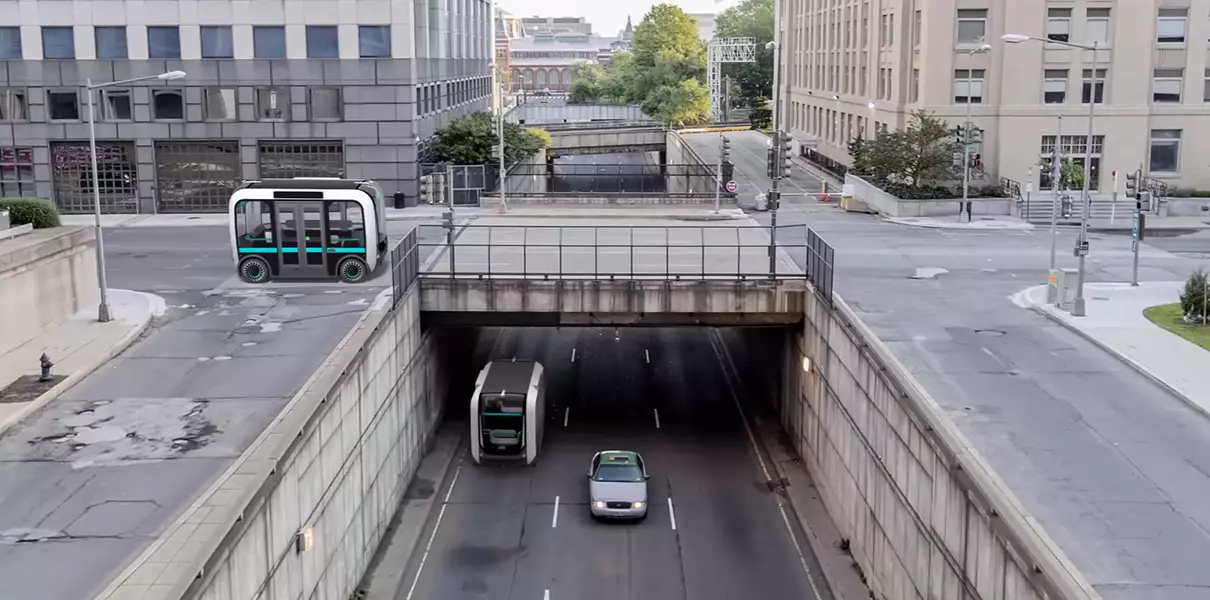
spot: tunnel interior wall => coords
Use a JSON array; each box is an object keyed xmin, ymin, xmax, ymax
[
  {"xmin": 184, "ymin": 287, "xmax": 478, "ymax": 600},
  {"xmin": 665, "ymin": 131, "xmax": 719, "ymax": 195},
  {"xmin": 781, "ymin": 290, "xmax": 1093, "ymax": 600}
]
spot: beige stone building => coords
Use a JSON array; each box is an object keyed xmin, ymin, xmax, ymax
[{"xmin": 775, "ymin": 0, "xmax": 1210, "ymax": 194}]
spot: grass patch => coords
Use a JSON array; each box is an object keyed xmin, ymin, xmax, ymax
[{"xmin": 1143, "ymin": 303, "xmax": 1210, "ymax": 352}]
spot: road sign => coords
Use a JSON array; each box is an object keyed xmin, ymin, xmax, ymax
[
  {"xmin": 1131, "ymin": 209, "xmax": 1141, "ymax": 240},
  {"xmin": 725, "ymin": 180, "xmax": 738, "ymax": 192},
  {"xmin": 1074, "ymin": 240, "xmax": 1089, "ymax": 257}
]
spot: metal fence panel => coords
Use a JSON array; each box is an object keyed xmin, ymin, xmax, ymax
[
  {"xmin": 390, "ymin": 229, "xmax": 420, "ymax": 308},
  {"xmin": 805, "ymin": 228, "xmax": 835, "ymax": 306}
]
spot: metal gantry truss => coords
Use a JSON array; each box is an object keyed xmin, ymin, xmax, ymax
[{"xmin": 707, "ymin": 37, "xmax": 756, "ymax": 122}]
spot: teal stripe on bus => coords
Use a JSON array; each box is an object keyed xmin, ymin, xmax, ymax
[
  {"xmin": 238, "ymin": 247, "xmax": 365, "ymax": 254},
  {"xmin": 480, "ymin": 412, "xmax": 523, "ymax": 417}
]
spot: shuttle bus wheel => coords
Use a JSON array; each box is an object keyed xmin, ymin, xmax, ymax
[
  {"xmin": 239, "ymin": 257, "xmax": 271, "ymax": 284},
  {"xmin": 338, "ymin": 257, "xmax": 368, "ymax": 283}
]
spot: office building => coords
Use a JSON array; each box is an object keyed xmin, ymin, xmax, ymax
[
  {"xmin": 519, "ymin": 16, "xmax": 592, "ymax": 36},
  {"xmin": 776, "ymin": 0, "xmax": 1210, "ymax": 193},
  {"xmin": 0, "ymin": 0, "xmax": 493, "ymax": 214}
]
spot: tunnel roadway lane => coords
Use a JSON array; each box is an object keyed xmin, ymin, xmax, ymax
[{"xmin": 399, "ymin": 327, "xmax": 821, "ymax": 600}]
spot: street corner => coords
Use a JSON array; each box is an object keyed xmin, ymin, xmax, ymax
[{"xmin": 1009, "ymin": 283, "xmax": 1050, "ymax": 310}]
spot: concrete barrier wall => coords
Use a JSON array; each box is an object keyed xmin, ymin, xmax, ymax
[
  {"xmin": 502, "ymin": 149, "xmax": 549, "ymax": 196},
  {"xmin": 782, "ymin": 289, "xmax": 1097, "ymax": 600},
  {"xmin": 665, "ymin": 131, "xmax": 719, "ymax": 195},
  {"xmin": 844, "ymin": 174, "xmax": 1012, "ymax": 218},
  {"xmin": 103, "ymin": 285, "xmax": 477, "ymax": 600},
  {"xmin": 0, "ymin": 226, "xmax": 98, "ymax": 357}
]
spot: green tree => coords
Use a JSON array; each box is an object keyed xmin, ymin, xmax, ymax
[
  {"xmin": 714, "ymin": 0, "xmax": 773, "ymax": 103},
  {"xmin": 847, "ymin": 110, "xmax": 958, "ymax": 195},
  {"xmin": 1180, "ymin": 269, "xmax": 1209, "ymax": 322},
  {"xmin": 568, "ymin": 63, "xmax": 607, "ymax": 104},
  {"xmin": 641, "ymin": 79, "xmax": 711, "ymax": 127},
  {"xmin": 430, "ymin": 113, "xmax": 549, "ymax": 165},
  {"xmin": 631, "ymin": 4, "xmax": 705, "ymax": 69}
]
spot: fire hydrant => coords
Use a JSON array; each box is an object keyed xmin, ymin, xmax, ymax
[{"xmin": 39, "ymin": 353, "xmax": 53, "ymax": 381}]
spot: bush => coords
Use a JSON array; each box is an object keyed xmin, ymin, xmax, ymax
[
  {"xmin": 1181, "ymin": 269, "xmax": 1210, "ymax": 323},
  {"xmin": 0, "ymin": 198, "xmax": 60, "ymax": 229}
]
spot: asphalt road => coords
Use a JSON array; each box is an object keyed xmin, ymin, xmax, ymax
[
  {"xmin": 399, "ymin": 327, "xmax": 821, "ymax": 600},
  {"xmin": 749, "ymin": 207, "xmax": 1210, "ymax": 600},
  {"xmin": 681, "ymin": 130, "xmax": 832, "ymax": 207},
  {"xmin": 0, "ymin": 226, "xmax": 399, "ymax": 600}
]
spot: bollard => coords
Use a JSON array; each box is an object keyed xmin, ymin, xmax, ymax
[{"xmin": 39, "ymin": 353, "xmax": 54, "ymax": 381}]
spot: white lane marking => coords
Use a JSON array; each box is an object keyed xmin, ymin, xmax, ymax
[
  {"xmin": 552, "ymin": 496, "xmax": 560, "ymax": 528},
  {"xmin": 405, "ymin": 464, "xmax": 461, "ymax": 600},
  {"xmin": 571, "ymin": 348, "xmax": 576, "ymax": 363},
  {"xmin": 709, "ymin": 330, "xmax": 825, "ymax": 600},
  {"xmin": 653, "ymin": 408, "xmax": 661, "ymax": 429},
  {"xmin": 667, "ymin": 497, "xmax": 677, "ymax": 530},
  {"xmin": 544, "ymin": 590, "xmax": 550, "ymax": 600},
  {"xmin": 645, "ymin": 348, "xmax": 650, "ymax": 363},
  {"xmin": 563, "ymin": 406, "xmax": 570, "ymax": 427},
  {"xmin": 981, "ymin": 347, "xmax": 1007, "ymax": 368}
]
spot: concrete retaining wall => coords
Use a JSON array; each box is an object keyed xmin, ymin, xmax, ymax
[
  {"xmin": 96, "ymin": 284, "xmax": 476, "ymax": 600},
  {"xmin": 845, "ymin": 174, "xmax": 1012, "ymax": 218},
  {"xmin": 0, "ymin": 226, "xmax": 98, "ymax": 357},
  {"xmin": 782, "ymin": 289, "xmax": 1097, "ymax": 600},
  {"xmin": 502, "ymin": 150, "xmax": 549, "ymax": 196},
  {"xmin": 666, "ymin": 131, "xmax": 719, "ymax": 195}
]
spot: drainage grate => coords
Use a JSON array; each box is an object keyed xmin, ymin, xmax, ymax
[{"xmin": 0, "ymin": 374, "xmax": 65, "ymax": 404}]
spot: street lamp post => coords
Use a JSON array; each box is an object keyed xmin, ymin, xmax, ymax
[
  {"xmin": 1004, "ymin": 33, "xmax": 1099, "ymax": 316},
  {"xmin": 493, "ymin": 66, "xmax": 507, "ymax": 213},
  {"xmin": 86, "ymin": 70, "xmax": 186, "ymax": 322},
  {"xmin": 960, "ymin": 44, "xmax": 992, "ymax": 224},
  {"xmin": 766, "ymin": 39, "xmax": 781, "ymax": 274}
]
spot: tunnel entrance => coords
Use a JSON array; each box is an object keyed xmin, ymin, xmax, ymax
[{"xmin": 416, "ymin": 325, "xmax": 826, "ymax": 600}]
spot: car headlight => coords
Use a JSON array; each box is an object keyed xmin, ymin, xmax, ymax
[
  {"xmin": 632, "ymin": 501, "xmax": 646, "ymax": 509},
  {"xmin": 593, "ymin": 501, "xmax": 606, "ymax": 509}
]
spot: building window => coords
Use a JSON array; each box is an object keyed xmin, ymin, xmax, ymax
[
  {"xmin": 358, "ymin": 25, "xmax": 390, "ymax": 58},
  {"xmin": 253, "ymin": 26, "xmax": 286, "ymax": 59},
  {"xmin": 154, "ymin": 141, "xmax": 241, "ymax": 213},
  {"xmin": 0, "ymin": 88, "xmax": 27, "ymax": 121},
  {"xmin": 94, "ymin": 26, "xmax": 127, "ymax": 59},
  {"xmin": 913, "ymin": 10, "xmax": 921, "ymax": 47},
  {"xmin": 47, "ymin": 90, "xmax": 79, "ymax": 120},
  {"xmin": 1039, "ymin": 135, "xmax": 1104, "ymax": 191},
  {"xmin": 50, "ymin": 141, "xmax": 138, "ymax": 214},
  {"xmin": 306, "ymin": 26, "xmax": 339, "ymax": 58},
  {"xmin": 956, "ymin": 9, "xmax": 987, "ymax": 45},
  {"xmin": 256, "ymin": 87, "xmax": 287, "ymax": 120},
  {"xmin": 1153, "ymin": 69, "xmax": 1183, "ymax": 103},
  {"xmin": 147, "ymin": 26, "xmax": 181, "ymax": 59},
  {"xmin": 1044, "ymin": 69, "xmax": 1067, "ymax": 104},
  {"xmin": 1149, "ymin": 130, "xmax": 1181, "ymax": 173},
  {"xmin": 0, "ymin": 147, "xmax": 35, "ymax": 197},
  {"xmin": 1157, "ymin": 8, "xmax": 1187, "ymax": 44},
  {"xmin": 201, "ymin": 26, "xmax": 234, "ymax": 58},
  {"xmin": 309, "ymin": 87, "xmax": 342, "ymax": 120},
  {"xmin": 910, "ymin": 68, "xmax": 919, "ymax": 102},
  {"xmin": 1204, "ymin": 70, "xmax": 1210, "ymax": 102},
  {"xmin": 1081, "ymin": 69, "xmax": 1106, "ymax": 103},
  {"xmin": 257, "ymin": 141, "xmax": 345, "ymax": 179},
  {"xmin": 1085, "ymin": 8, "xmax": 1111, "ymax": 45},
  {"xmin": 42, "ymin": 27, "xmax": 74, "ymax": 59},
  {"xmin": 1047, "ymin": 8, "xmax": 1071, "ymax": 42},
  {"xmin": 152, "ymin": 89, "xmax": 185, "ymax": 120},
  {"xmin": 954, "ymin": 69, "xmax": 985, "ymax": 104},
  {"xmin": 0, "ymin": 27, "xmax": 21, "ymax": 59},
  {"xmin": 101, "ymin": 89, "xmax": 131, "ymax": 120},
  {"xmin": 203, "ymin": 88, "xmax": 237, "ymax": 120}
]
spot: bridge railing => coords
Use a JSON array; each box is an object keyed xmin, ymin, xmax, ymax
[
  {"xmin": 540, "ymin": 120, "xmax": 663, "ymax": 132},
  {"xmin": 389, "ymin": 229, "xmax": 421, "ymax": 308},
  {"xmin": 418, "ymin": 224, "xmax": 834, "ymax": 291},
  {"xmin": 493, "ymin": 163, "xmax": 728, "ymax": 195}
]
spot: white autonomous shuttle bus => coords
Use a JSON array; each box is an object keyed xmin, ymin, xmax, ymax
[
  {"xmin": 470, "ymin": 359, "xmax": 546, "ymax": 465},
  {"xmin": 228, "ymin": 178, "xmax": 388, "ymax": 284}
]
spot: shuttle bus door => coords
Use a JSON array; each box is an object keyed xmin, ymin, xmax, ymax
[{"xmin": 275, "ymin": 201, "xmax": 329, "ymax": 278}]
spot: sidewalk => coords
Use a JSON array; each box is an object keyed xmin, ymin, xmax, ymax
[
  {"xmin": 1017, "ymin": 281, "xmax": 1210, "ymax": 418},
  {"xmin": 887, "ymin": 215, "xmax": 1034, "ymax": 230},
  {"xmin": 0, "ymin": 289, "xmax": 165, "ymax": 435},
  {"xmin": 61, "ymin": 206, "xmax": 749, "ymax": 228}
]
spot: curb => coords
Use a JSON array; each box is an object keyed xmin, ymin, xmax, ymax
[
  {"xmin": 1028, "ymin": 301, "xmax": 1210, "ymax": 422},
  {"xmin": 886, "ymin": 218, "xmax": 1035, "ymax": 232},
  {"xmin": 0, "ymin": 294, "xmax": 158, "ymax": 437}
]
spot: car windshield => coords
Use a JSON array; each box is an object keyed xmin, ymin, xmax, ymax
[{"xmin": 594, "ymin": 464, "xmax": 644, "ymax": 482}]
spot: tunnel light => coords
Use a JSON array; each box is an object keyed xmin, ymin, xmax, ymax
[
  {"xmin": 801, "ymin": 356, "xmax": 812, "ymax": 373},
  {"xmin": 295, "ymin": 526, "xmax": 314, "ymax": 553}
]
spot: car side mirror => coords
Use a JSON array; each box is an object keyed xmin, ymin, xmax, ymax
[
  {"xmin": 644, "ymin": 474, "xmax": 650, "ymax": 480},
  {"xmin": 586, "ymin": 472, "xmax": 592, "ymax": 478}
]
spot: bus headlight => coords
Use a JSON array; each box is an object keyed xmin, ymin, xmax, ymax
[{"xmin": 593, "ymin": 501, "xmax": 606, "ymax": 509}]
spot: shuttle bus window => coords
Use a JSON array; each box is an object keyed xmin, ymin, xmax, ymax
[
  {"xmin": 326, "ymin": 200, "xmax": 365, "ymax": 249},
  {"xmin": 302, "ymin": 205, "xmax": 324, "ymax": 265},
  {"xmin": 235, "ymin": 200, "xmax": 275, "ymax": 249}
]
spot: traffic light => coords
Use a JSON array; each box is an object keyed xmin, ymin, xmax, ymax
[
  {"xmin": 420, "ymin": 174, "xmax": 434, "ymax": 204},
  {"xmin": 1125, "ymin": 169, "xmax": 1140, "ymax": 199},
  {"xmin": 720, "ymin": 135, "xmax": 731, "ymax": 163},
  {"xmin": 781, "ymin": 133, "xmax": 793, "ymax": 178},
  {"xmin": 971, "ymin": 153, "xmax": 981, "ymax": 170}
]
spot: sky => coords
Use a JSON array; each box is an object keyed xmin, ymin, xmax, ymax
[{"xmin": 498, "ymin": 0, "xmax": 739, "ymax": 38}]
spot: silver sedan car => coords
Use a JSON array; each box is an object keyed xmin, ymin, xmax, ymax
[{"xmin": 587, "ymin": 450, "xmax": 649, "ymax": 520}]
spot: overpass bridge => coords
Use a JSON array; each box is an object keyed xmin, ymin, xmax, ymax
[
  {"xmin": 542, "ymin": 122, "xmax": 666, "ymax": 157},
  {"xmin": 92, "ymin": 207, "xmax": 1097, "ymax": 600}
]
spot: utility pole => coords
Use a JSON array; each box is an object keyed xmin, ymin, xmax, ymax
[
  {"xmin": 1072, "ymin": 40, "xmax": 1100, "ymax": 317},
  {"xmin": 766, "ymin": 40, "xmax": 782, "ymax": 275},
  {"xmin": 497, "ymin": 70, "xmax": 507, "ymax": 213},
  {"xmin": 1046, "ymin": 115, "xmax": 1063, "ymax": 304},
  {"xmin": 723, "ymin": 75, "xmax": 731, "ymax": 122},
  {"xmin": 1126, "ymin": 169, "xmax": 1143, "ymax": 287}
]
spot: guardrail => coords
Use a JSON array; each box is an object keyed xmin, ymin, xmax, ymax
[
  {"xmin": 417, "ymin": 224, "xmax": 835, "ymax": 295},
  {"xmin": 389, "ymin": 229, "xmax": 420, "ymax": 308},
  {"xmin": 541, "ymin": 120, "xmax": 664, "ymax": 132}
]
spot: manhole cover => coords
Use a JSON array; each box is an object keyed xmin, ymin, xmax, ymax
[
  {"xmin": 0, "ymin": 374, "xmax": 66, "ymax": 404},
  {"xmin": 974, "ymin": 329, "xmax": 1006, "ymax": 337}
]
